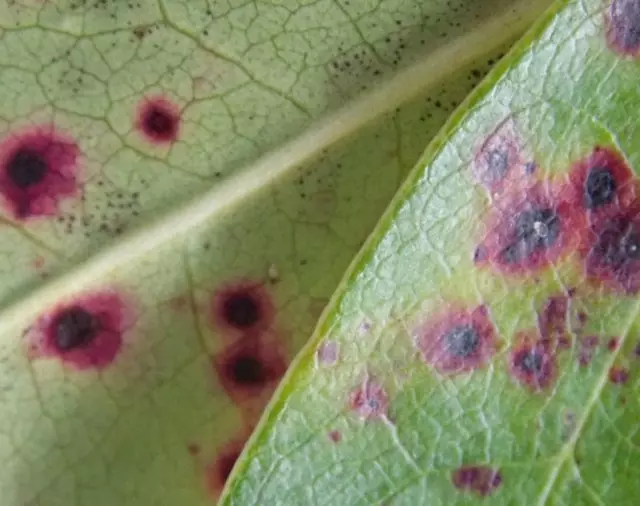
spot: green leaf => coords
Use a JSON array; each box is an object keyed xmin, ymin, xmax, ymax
[
  {"xmin": 0, "ymin": 0, "xmax": 549, "ymax": 505},
  {"xmin": 222, "ymin": 0, "xmax": 640, "ymax": 504}
]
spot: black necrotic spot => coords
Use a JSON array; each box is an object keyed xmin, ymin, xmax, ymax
[
  {"xmin": 611, "ymin": 0, "xmax": 640, "ymax": 51},
  {"xmin": 7, "ymin": 148, "xmax": 47, "ymax": 189},
  {"xmin": 223, "ymin": 293, "xmax": 260, "ymax": 328},
  {"xmin": 500, "ymin": 208, "xmax": 560, "ymax": 263},
  {"xmin": 53, "ymin": 306, "xmax": 99, "ymax": 351},
  {"xmin": 229, "ymin": 354, "xmax": 266, "ymax": 386},
  {"xmin": 444, "ymin": 324, "xmax": 479, "ymax": 357},
  {"xmin": 584, "ymin": 168, "xmax": 616, "ymax": 209}
]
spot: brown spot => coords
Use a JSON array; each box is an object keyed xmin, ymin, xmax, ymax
[
  {"xmin": 607, "ymin": 338, "xmax": 619, "ymax": 351},
  {"xmin": 187, "ymin": 443, "xmax": 200, "ymax": 456},
  {"xmin": 452, "ymin": 465, "xmax": 502, "ymax": 497},
  {"xmin": 537, "ymin": 295, "xmax": 570, "ymax": 348},
  {"xmin": 349, "ymin": 378, "xmax": 389, "ymax": 420},
  {"xmin": 328, "ymin": 430, "xmax": 341, "ymax": 443},
  {"xmin": 609, "ymin": 366, "xmax": 629, "ymax": 384}
]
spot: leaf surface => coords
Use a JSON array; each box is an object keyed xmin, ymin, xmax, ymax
[
  {"xmin": 222, "ymin": 0, "xmax": 640, "ymax": 504},
  {"xmin": 0, "ymin": 0, "xmax": 549, "ymax": 505}
]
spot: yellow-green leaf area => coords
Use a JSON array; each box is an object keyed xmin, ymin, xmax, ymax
[{"xmin": 222, "ymin": 0, "xmax": 640, "ymax": 504}]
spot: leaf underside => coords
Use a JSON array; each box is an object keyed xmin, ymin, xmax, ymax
[
  {"xmin": 222, "ymin": 0, "xmax": 640, "ymax": 505},
  {"xmin": 0, "ymin": 1, "xmax": 551, "ymax": 505}
]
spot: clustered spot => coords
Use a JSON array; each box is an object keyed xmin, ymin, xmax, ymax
[
  {"xmin": 452, "ymin": 465, "xmax": 502, "ymax": 497},
  {"xmin": 606, "ymin": 0, "xmax": 640, "ymax": 57},
  {"xmin": 0, "ymin": 125, "xmax": 81, "ymax": 220},
  {"xmin": 414, "ymin": 305, "xmax": 498, "ymax": 375},
  {"xmin": 136, "ymin": 95, "xmax": 181, "ymax": 145},
  {"xmin": 349, "ymin": 378, "xmax": 389, "ymax": 420},
  {"xmin": 476, "ymin": 144, "xmax": 640, "ymax": 294},
  {"xmin": 209, "ymin": 278, "xmax": 289, "ymax": 425},
  {"xmin": 28, "ymin": 289, "xmax": 134, "ymax": 370}
]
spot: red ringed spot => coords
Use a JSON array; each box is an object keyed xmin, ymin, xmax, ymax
[
  {"xmin": 414, "ymin": 304, "xmax": 498, "ymax": 375},
  {"xmin": 349, "ymin": 378, "xmax": 389, "ymax": 420},
  {"xmin": 475, "ymin": 182, "xmax": 585, "ymax": 274},
  {"xmin": 606, "ymin": 0, "xmax": 640, "ymax": 57},
  {"xmin": 205, "ymin": 436, "xmax": 246, "ymax": 498},
  {"xmin": 607, "ymin": 338, "xmax": 619, "ymax": 351},
  {"xmin": 472, "ymin": 119, "xmax": 529, "ymax": 192},
  {"xmin": 135, "ymin": 95, "xmax": 181, "ymax": 145},
  {"xmin": 29, "ymin": 289, "xmax": 135, "ymax": 370},
  {"xmin": 509, "ymin": 333, "xmax": 556, "ymax": 392},
  {"xmin": 567, "ymin": 146, "xmax": 635, "ymax": 214},
  {"xmin": 609, "ymin": 366, "xmax": 629, "ymax": 384},
  {"xmin": 0, "ymin": 125, "xmax": 81, "ymax": 220},
  {"xmin": 452, "ymin": 465, "xmax": 502, "ymax": 497},
  {"xmin": 211, "ymin": 280, "xmax": 274, "ymax": 334},
  {"xmin": 579, "ymin": 204, "xmax": 640, "ymax": 294},
  {"xmin": 212, "ymin": 334, "xmax": 288, "ymax": 407}
]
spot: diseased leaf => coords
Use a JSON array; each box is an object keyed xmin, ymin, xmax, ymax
[
  {"xmin": 222, "ymin": 0, "xmax": 640, "ymax": 504},
  {"xmin": 0, "ymin": 1, "xmax": 550, "ymax": 505}
]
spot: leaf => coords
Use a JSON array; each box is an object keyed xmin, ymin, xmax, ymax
[
  {"xmin": 0, "ymin": 0, "xmax": 550, "ymax": 505},
  {"xmin": 222, "ymin": 0, "xmax": 640, "ymax": 504}
]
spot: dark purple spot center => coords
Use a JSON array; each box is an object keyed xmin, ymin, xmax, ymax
[
  {"xmin": 611, "ymin": 0, "xmax": 640, "ymax": 51},
  {"xmin": 501, "ymin": 208, "xmax": 560, "ymax": 263},
  {"xmin": 444, "ymin": 324, "xmax": 479, "ymax": 358},
  {"xmin": 145, "ymin": 108, "xmax": 175, "ymax": 137},
  {"xmin": 229, "ymin": 354, "xmax": 266, "ymax": 386},
  {"xmin": 593, "ymin": 216, "xmax": 640, "ymax": 268},
  {"xmin": 53, "ymin": 306, "xmax": 99, "ymax": 351},
  {"xmin": 7, "ymin": 148, "xmax": 47, "ymax": 189},
  {"xmin": 223, "ymin": 294, "xmax": 260, "ymax": 328},
  {"xmin": 584, "ymin": 168, "xmax": 616, "ymax": 209}
]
